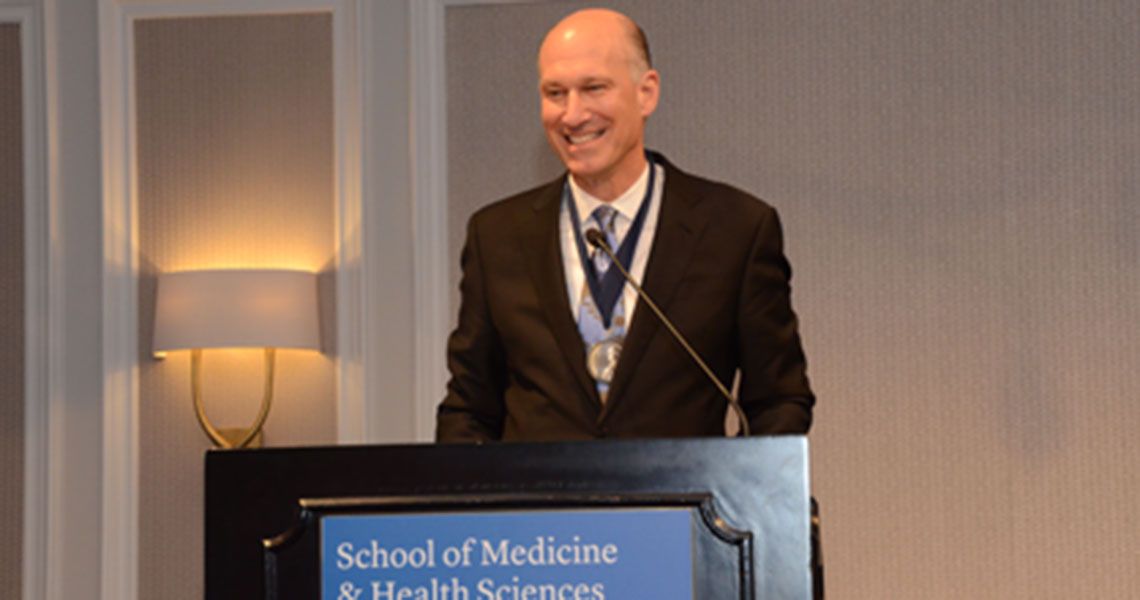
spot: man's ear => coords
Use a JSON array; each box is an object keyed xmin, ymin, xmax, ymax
[{"xmin": 638, "ymin": 69, "xmax": 660, "ymax": 117}]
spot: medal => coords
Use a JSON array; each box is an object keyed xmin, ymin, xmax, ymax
[{"xmin": 587, "ymin": 338, "xmax": 622, "ymax": 384}]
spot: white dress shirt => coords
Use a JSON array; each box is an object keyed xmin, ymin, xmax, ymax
[{"xmin": 559, "ymin": 162, "xmax": 665, "ymax": 326}]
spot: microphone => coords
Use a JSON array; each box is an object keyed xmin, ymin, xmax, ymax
[{"xmin": 585, "ymin": 229, "xmax": 750, "ymax": 436}]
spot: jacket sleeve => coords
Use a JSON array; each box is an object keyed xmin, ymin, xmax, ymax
[
  {"xmin": 736, "ymin": 205, "xmax": 815, "ymax": 434},
  {"xmin": 435, "ymin": 215, "xmax": 507, "ymax": 442}
]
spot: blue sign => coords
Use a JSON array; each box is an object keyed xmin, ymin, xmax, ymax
[{"xmin": 322, "ymin": 508, "xmax": 694, "ymax": 600}]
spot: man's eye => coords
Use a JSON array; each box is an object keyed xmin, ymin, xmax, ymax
[
  {"xmin": 585, "ymin": 84, "xmax": 606, "ymax": 93},
  {"xmin": 545, "ymin": 89, "xmax": 566, "ymax": 100}
]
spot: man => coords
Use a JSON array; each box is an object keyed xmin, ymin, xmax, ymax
[{"xmin": 436, "ymin": 8, "xmax": 813, "ymax": 442}]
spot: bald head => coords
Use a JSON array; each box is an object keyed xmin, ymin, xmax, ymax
[{"xmin": 539, "ymin": 8, "xmax": 652, "ymax": 79}]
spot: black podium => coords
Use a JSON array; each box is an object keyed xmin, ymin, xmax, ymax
[{"xmin": 205, "ymin": 436, "xmax": 812, "ymax": 599}]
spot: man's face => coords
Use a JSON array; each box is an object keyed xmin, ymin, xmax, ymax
[{"xmin": 538, "ymin": 26, "xmax": 659, "ymax": 189}]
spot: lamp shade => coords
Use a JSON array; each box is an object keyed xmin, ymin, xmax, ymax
[{"xmin": 153, "ymin": 269, "xmax": 320, "ymax": 352}]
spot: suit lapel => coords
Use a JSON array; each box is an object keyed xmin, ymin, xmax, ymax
[
  {"xmin": 517, "ymin": 178, "xmax": 603, "ymax": 409},
  {"xmin": 600, "ymin": 159, "xmax": 709, "ymax": 419}
]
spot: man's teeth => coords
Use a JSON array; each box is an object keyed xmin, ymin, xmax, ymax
[{"xmin": 568, "ymin": 130, "xmax": 604, "ymax": 144}]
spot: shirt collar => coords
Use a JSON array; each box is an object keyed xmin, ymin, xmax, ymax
[{"xmin": 568, "ymin": 162, "xmax": 651, "ymax": 224}]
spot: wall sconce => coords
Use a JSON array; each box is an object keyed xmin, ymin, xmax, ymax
[{"xmin": 153, "ymin": 269, "xmax": 320, "ymax": 449}]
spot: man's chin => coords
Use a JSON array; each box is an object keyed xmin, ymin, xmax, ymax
[
  {"xmin": 560, "ymin": 148, "xmax": 607, "ymax": 171},
  {"xmin": 561, "ymin": 157, "xmax": 595, "ymax": 176},
  {"xmin": 567, "ymin": 165, "xmax": 606, "ymax": 185}
]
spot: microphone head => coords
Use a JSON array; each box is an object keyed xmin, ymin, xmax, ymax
[{"xmin": 585, "ymin": 228, "xmax": 607, "ymax": 249}]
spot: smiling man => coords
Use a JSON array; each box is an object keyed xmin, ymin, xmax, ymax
[{"xmin": 436, "ymin": 8, "xmax": 814, "ymax": 442}]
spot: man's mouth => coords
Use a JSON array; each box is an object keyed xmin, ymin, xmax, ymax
[{"xmin": 565, "ymin": 129, "xmax": 605, "ymax": 145}]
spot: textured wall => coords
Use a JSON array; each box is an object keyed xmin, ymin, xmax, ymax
[
  {"xmin": 0, "ymin": 21, "xmax": 24, "ymax": 600},
  {"xmin": 134, "ymin": 14, "xmax": 335, "ymax": 599},
  {"xmin": 445, "ymin": 2, "xmax": 1140, "ymax": 598}
]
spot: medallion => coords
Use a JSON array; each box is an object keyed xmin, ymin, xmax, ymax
[{"xmin": 587, "ymin": 338, "xmax": 622, "ymax": 383}]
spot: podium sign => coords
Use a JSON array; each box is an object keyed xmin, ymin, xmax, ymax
[
  {"xmin": 322, "ymin": 509, "xmax": 693, "ymax": 599},
  {"xmin": 206, "ymin": 437, "xmax": 812, "ymax": 599}
]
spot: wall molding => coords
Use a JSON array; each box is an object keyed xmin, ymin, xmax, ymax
[
  {"xmin": 97, "ymin": 1, "xmax": 361, "ymax": 599},
  {"xmin": 97, "ymin": 3, "xmax": 139, "ymax": 599},
  {"xmin": 332, "ymin": 0, "xmax": 365, "ymax": 443},
  {"xmin": 3, "ymin": 4, "xmax": 51, "ymax": 599},
  {"xmin": 408, "ymin": 0, "xmax": 449, "ymax": 442},
  {"xmin": 352, "ymin": 0, "xmax": 409, "ymax": 444}
]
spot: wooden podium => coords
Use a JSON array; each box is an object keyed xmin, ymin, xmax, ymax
[{"xmin": 205, "ymin": 436, "xmax": 813, "ymax": 599}]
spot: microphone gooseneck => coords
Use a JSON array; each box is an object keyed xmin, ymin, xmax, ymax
[{"xmin": 585, "ymin": 230, "xmax": 751, "ymax": 436}]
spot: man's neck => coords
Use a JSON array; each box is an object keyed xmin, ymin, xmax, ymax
[{"xmin": 571, "ymin": 150, "xmax": 648, "ymax": 202}]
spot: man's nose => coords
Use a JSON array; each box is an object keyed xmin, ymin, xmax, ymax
[{"xmin": 561, "ymin": 91, "xmax": 589, "ymax": 127}]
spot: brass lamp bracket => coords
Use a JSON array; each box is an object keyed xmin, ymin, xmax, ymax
[{"xmin": 190, "ymin": 347, "xmax": 275, "ymax": 449}]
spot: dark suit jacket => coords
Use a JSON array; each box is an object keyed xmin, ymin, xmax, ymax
[{"xmin": 436, "ymin": 154, "xmax": 813, "ymax": 442}]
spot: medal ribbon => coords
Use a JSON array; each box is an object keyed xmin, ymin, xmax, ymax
[{"xmin": 566, "ymin": 153, "xmax": 656, "ymax": 328}]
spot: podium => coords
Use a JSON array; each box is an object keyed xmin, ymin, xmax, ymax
[{"xmin": 205, "ymin": 436, "xmax": 812, "ymax": 599}]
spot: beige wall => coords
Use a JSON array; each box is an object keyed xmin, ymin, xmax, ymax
[
  {"xmin": 0, "ymin": 21, "xmax": 24, "ymax": 600},
  {"xmin": 445, "ymin": 2, "xmax": 1140, "ymax": 598},
  {"xmin": 134, "ymin": 14, "xmax": 335, "ymax": 599}
]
